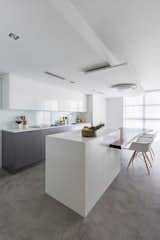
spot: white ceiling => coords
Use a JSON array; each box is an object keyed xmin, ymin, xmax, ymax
[
  {"xmin": 0, "ymin": 0, "xmax": 160, "ymax": 96},
  {"xmin": 71, "ymin": 0, "xmax": 160, "ymax": 91}
]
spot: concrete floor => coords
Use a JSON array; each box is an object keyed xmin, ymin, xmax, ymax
[{"xmin": 0, "ymin": 142, "xmax": 160, "ymax": 240}]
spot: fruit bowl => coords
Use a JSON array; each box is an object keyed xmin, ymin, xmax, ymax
[
  {"xmin": 81, "ymin": 124, "xmax": 105, "ymax": 137},
  {"xmin": 82, "ymin": 128, "xmax": 96, "ymax": 137}
]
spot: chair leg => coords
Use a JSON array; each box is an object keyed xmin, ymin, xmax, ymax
[
  {"xmin": 142, "ymin": 152, "xmax": 150, "ymax": 175},
  {"xmin": 149, "ymin": 150, "xmax": 154, "ymax": 161},
  {"xmin": 145, "ymin": 153, "xmax": 152, "ymax": 168},
  {"xmin": 133, "ymin": 152, "xmax": 138, "ymax": 165},
  {"xmin": 151, "ymin": 147, "xmax": 155, "ymax": 157},
  {"xmin": 127, "ymin": 151, "xmax": 136, "ymax": 170}
]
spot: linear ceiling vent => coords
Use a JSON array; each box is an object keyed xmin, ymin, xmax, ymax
[
  {"xmin": 83, "ymin": 62, "xmax": 111, "ymax": 73},
  {"xmin": 83, "ymin": 62, "xmax": 127, "ymax": 73},
  {"xmin": 44, "ymin": 71, "xmax": 66, "ymax": 80},
  {"xmin": 111, "ymin": 83, "xmax": 137, "ymax": 90}
]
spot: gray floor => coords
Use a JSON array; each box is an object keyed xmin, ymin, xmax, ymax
[{"xmin": 0, "ymin": 143, "xmax": 160, "ymax": 240}]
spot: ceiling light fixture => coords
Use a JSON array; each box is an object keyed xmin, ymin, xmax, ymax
[
  {"xmin": 8, "ymin": 32, "xmax": 20, "ymax": 40},
  {"xmin": 111, "ymin": 83, "xmax": 137, "ymax": 90}
]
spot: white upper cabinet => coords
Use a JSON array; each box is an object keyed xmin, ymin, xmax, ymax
[
  {"xmin": 1, "ymin": 73, "xmax": 87, "ymax": 112},
  {"xmin": 59, "ymin": 96, "xmax": 87, "ymax": 112}
]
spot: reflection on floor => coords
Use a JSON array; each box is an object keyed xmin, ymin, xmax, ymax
[{"xmin": 0, "ymin": 140, "xmax": 160, "ymax": 240}]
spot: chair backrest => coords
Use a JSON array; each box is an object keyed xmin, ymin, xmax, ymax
[
  {"xmin": 141, "ymin": 133, "xmax": 157, "ymax": 140},
  {"xmin": 136, "ymin": 137, "xmax": 153, "ymax": 143},
  {"xmin": 130, "ymin": 142, "xmax": 151, "ymax": 152}
]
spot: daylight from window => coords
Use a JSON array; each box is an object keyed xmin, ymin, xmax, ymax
[{"xmin": 123, "ymin": 91, "xmax": 160, "ymax": 131}]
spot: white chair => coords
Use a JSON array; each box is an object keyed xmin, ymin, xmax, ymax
[
  {"xmin": 138, "ymin": 132, "xmax": 156, "ymax": 157},
  {"xmin": 127, "ymin": 141, "xmax": 153, "ymax": 175}
]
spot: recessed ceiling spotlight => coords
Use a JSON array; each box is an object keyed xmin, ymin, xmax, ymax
[
  {"xmin": 70, "ymin": 81, "xmax": 75, "ymax": 84},
  {"xmin": 8, "ymin": 32, "xmax": 20, "ymax": 40}
]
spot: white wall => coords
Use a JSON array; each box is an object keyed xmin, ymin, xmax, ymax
[
  {"xmin": 92, "ymin": 94, "xmax": 107, "ymax": 125},
  {"xmin": 85, "ymin": 94, "xmax": 107, "ymax": 125},
  {"xmin": 107, "ymin": 97, "xmax": 123, "ymax": 129},
  {"xmin": 85, "ymin": 95, "xmax": 93, "ymax": 123}
]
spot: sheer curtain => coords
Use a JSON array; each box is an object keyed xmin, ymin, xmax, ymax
[
  {"xmin": 145, "ymin": 91, "xmax": 160, "ymax": 131},
  {"xmin": 123, "ymin": 95, "xmax": 144, "ymax": 129},
  {"xmin": 124, "ymin": 91, "xmax": 160, "ymax": 131}
]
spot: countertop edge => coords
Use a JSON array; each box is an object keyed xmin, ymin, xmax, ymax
[{"xmin": 2, "ymin": 123, "xmax": 91, "ymax": 133}]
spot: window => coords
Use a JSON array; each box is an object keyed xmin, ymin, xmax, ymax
[
  {"xmin": 123, "ymin": 95, "xmax": 144, "ymax": 129},
  {"xmin": 145, "ymin": 91, "xmax": 160, "ymax": 104},
  {"xmin": 123, "ymin": 91, "xmax": 160, "ymax": 131}
]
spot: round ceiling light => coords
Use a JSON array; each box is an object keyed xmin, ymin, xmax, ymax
[{"xmin": 111, "ymin": 83, "xmax": 137, "ymax": 90}]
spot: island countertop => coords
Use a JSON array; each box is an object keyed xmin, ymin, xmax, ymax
[
  {"xmin": 47, "ymin": 127, "xmax": 154, "ymax": 148},
  {"xmin": 48, "ymin": 128, "xmax": 119, "ymax": 143}
]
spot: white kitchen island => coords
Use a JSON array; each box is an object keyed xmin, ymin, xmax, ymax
[{"xmin": 45, "ymin": 129, "xmax": 121, "ymax": 217}]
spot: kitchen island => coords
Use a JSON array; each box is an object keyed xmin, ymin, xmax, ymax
[
  {"xmin": 45, "ymin": 129, "xmax": 121, "ymax": 217},
  {"xmin": 46, "ymin": 127, "xmax": 154, "ymax": 217}
]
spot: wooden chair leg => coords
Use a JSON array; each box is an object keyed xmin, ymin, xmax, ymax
[
  {"xmin": 149, "ymin": 150, "xmax": 154, "ymax": 161},
  {"xmin": 142, "ymin": 152, "xmax": 150, "ymax": 175},
  {"xmin": 133, "ymin": 151, "xmax": 138, "ymax": 163},
  {"xmin": 144, "ymin": 153, "xmax": 152, "ymax": 168},
  {"xmin": 151, "ymin": 147, "xmax": 155, "ymax": 156},
  {"xmin": 127, "ymin": 151, "xmax": 136, "ymax": 169}
]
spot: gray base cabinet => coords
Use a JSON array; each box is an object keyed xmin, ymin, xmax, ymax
[
  {"xmin": 2, "ymin": 130, "xmax": 43, "ymax": 173},
  {"xmin": 2, "ymin": 126, "xmax": 72, "ymax": 173},
  {"xmin": 2, "ymin": 124, "xmax": 89, "ymax": 173}
]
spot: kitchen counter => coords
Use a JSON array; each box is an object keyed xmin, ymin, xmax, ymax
[
  {"xmin": 46, "ymin": 128, "xmax": 121, "ymax": 217},
  {"xmin": 3, "ymin": 122, "xmax": 90, "ymax": 133},
  {"xmin": 2, "ymin": 123, "xmax": 91, "ymax": 173}
]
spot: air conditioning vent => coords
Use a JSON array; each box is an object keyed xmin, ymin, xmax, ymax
[
  {"xmin": 83, "ymin": 62, "xmax": 127, "ymax": 73},
  {"xmin": 111, "ymin": 83, "xmax": 137, "ymax": 90},
  {"xmin": 83, "ymin": 62, "xmax": 111, "ymax": 73},
  {"xmin": 44, "ymin": 71, "xmax": 66, "ymax": 80}
]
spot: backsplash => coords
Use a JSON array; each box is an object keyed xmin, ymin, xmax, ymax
[
  {"xmin": 0, "ymin": 110, "xmax": 37, "ymax": 129},
  {"xmin": 0, "ymin": 110, "xmax": 86, "ymax": 129}
]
